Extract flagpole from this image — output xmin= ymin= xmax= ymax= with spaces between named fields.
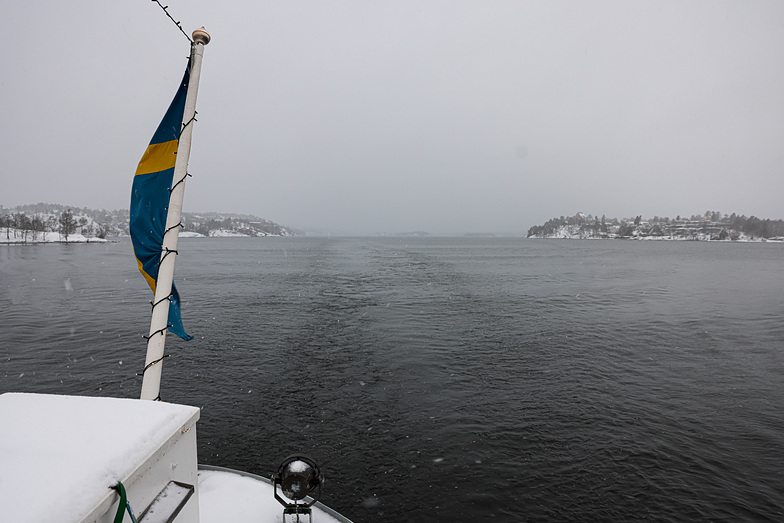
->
xmin=141 ymin=28 xmax=211 ymax=401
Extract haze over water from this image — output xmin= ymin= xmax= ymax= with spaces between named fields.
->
xmin=3 ymin=1 xmax=784 ymax=234
xmin=2 ymin=237 xmax=783 ymax=521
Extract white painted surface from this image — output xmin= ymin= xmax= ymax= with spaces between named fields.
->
xmin=198 ymin=469 xmax=348 ymax=523
xmin=0 ymin=393 xmax=200 ymax=523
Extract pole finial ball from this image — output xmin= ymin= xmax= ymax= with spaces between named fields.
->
xmin=192 ymin=27 xmax=211 ymax=45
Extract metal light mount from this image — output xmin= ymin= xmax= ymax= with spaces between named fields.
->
xmin=272 ymin=455 xmax=324 ymax=523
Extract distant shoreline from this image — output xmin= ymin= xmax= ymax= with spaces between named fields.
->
xmin=527 ymin=236 xmax=784 ymax=243
xmin=527 ymin=213 xmax=784 ymax=242
xmin=1 ymin=239 xmax=114 ymax=245
xmin=0 ymin=231 xmax=111 ymax=245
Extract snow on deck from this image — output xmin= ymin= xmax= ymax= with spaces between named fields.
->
xmin=0 ymin=393 xmax=199 ymax=522
xmin=198 ymin=469 xmax=349 ymax=523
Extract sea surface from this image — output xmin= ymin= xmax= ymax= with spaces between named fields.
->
xmin=2 ymin=237 xmax=783 ymax=521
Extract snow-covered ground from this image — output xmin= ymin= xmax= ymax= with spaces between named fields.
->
xmin=181 ymin=229 xmax=286 ymax=238
xmin=0 ymin=227 xmax=287 ymax=243
xmin=534 ymin=225 xmax=779 ymax=242
xmin=208 ymin=229 xmax=248 ymax=237
xmin=0 ymin=229 xmax=109 ymax=244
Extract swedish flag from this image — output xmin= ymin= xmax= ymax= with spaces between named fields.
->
xmin=130 ymin=61 xmax=193 ymax=341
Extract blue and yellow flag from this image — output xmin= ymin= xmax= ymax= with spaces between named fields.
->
xmin=130 ymin=61 xmax=193 ymax=341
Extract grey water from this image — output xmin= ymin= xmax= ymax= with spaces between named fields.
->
xmin=2 ymin=237 xmax=784 ymax=521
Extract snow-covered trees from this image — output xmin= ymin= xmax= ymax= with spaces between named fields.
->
xmin=59 ymin=209 xmax=77 ymax=241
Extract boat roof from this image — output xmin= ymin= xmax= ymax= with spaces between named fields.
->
xmin=0 ymin=392 xmax=199 ymax=522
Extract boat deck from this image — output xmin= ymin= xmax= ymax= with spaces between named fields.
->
xmin=198 ymin=466 xmax=352 ymax=523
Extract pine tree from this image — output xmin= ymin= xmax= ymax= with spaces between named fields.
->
xmin=59 ymin=209 xmax=77 ymax=241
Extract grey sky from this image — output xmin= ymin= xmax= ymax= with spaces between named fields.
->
xmin=2 ymin=1 xmax=783 ymax=235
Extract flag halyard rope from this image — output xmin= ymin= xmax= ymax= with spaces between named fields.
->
xmin=151 ymin=0 xmax=193 ymax=43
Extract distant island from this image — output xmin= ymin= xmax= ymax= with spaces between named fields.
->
xmin=0 ymin=203 xmax=294 ymax=244
xmin=528 ymin=212 xmax=784 ymax=241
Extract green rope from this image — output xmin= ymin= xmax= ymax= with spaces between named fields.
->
xmin=112 ymin=482 xmax=138 ymax=523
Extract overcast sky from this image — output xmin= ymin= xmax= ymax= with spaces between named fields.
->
xmin=2 ymin=1 xmax=783 ymax=235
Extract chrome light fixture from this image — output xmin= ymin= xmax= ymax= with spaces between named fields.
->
xmin=273 ymin=455 xmax=324 ymax=522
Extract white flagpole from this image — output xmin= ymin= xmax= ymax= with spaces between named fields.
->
xmin=141 ymin=28 xmax=211 ymax=401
